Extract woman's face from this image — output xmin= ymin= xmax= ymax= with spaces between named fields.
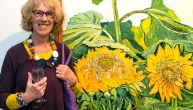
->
xmin=32 ymin=2 xmax=54 ymax=37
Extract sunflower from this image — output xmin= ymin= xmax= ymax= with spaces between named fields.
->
xmin=74 ymin=46 xmax=145 ymax=93
xmin=146 ymin=44 xmax=193 ymax=103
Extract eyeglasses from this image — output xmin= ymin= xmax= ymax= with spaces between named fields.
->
xmin=32 ymin=10 xmax=55 ymax=19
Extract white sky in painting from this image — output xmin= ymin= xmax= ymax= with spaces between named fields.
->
xmin=63 ymin=0 xmax=193 ymax=27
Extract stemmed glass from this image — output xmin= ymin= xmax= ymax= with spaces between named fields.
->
xmin=31 ymin=67 xmax=47 ymax=108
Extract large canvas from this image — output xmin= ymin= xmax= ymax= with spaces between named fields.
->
xmin=63 ymin=0 xmax=193 ymax=109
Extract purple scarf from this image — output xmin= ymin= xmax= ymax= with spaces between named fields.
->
xmin=62 ymin=43 xmax=78 ymax=110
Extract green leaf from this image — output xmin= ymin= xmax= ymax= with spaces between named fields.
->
xmin=100 ymin=98 xmax=106 ymax=106
xmin=63 ymin=10 xmax=104 ymax=49
xmin=142 ymin=39 xmax=193 ymax=58
xmin=130 ymin=26 xmax=148 ymax=53
xmin=151 ymin=0 xmax=180 ymax=22
xmin=141 ymin=40 xmax=161 ymax=58
xmin=116 ymin=87 xmax=131 ymax=100
xmin=84 ymin=40 xmax=141 ymax=60
xmin=92 ymin=0 xmax=103 ymax=5
xmin=137 ymin=97 xmax=172 ymax=110
xmin=81 ymin=93 xmax=91 ymax=102
xmin=140 ymin=8 xmax=193 ymax=58
xmin=72 ymin=44 xmax=88 ymax=63
xmin=116 ymin=97 xmax=122 ymax=107
xmin=128 ymin=85 xmax=140 ymax=106
xmin=92 ymin=102 xmax=103 ymax=110
xmin=142 ymin=9 xmax=193 ymax=49
xmin=95 ymin=92 xmax=104 ymax=106
xmin=148 ymin=9 xmax=193 ymax=33
xmin=177 ymin=87 xmax=193 ymax=108
xmin=103 ymin=20 xmax=144 ymax=52
xmin=120 ymin=21 xmax=144 ymax=52
xmin=79 ymin=101 xmax=91 ymax=110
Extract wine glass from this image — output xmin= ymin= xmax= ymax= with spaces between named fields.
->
xmin=31 ymin=67 xmax=47 ymax=108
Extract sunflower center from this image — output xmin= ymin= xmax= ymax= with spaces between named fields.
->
xmin=164 ymin=69 xmax=174 ymax=80
xmin=157 ymin=61 xmax=182 ymax=82
xmin=98 ymin=56 xmax=113 ymax=70
xmin=85 ymin=53 xmax=129 ymax=81
xmin=102 ymin=60 xmax=109 ymax=66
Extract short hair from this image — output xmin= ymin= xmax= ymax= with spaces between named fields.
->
xmin=21 ymin=0 xmax=64 ymax=33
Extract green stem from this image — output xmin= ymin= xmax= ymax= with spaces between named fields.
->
xmin=111 ymin=0 xmax=121 ymax=43
xmin=171 ymin=98 xmax=177 ymax=110
xmin=107 ymin=97 xmax=111 ymax=110
xmin=119 ymin=9 xmax=148 ymax=22
xmin=102 ymin=104 xmax=107 ymax=110
xmin=117 ymin=99 xmax=123 ymax=110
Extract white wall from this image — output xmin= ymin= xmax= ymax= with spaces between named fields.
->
xmin=0 ymin=0 xmax=193 ymax=70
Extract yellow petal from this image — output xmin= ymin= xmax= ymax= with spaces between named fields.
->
xmin=186 ymin=78 xmax=192 ymax=90
xmin=160 ymin=90 xmax=165 ymax=102
xmin=164 ymin=44 xmax=173 ymax=60
xmin=174 ymin=45 xmax=180 ymax=60
xmin=149 ymin=85 xmax=159 ymax=95
xmin=148 ymin=72 xmax=156 ymax=78
xmin=182 ymin=66 xmax=193 ymax=78
xmin=175 ymin=80 xmax=184 ymax=88
xmin=181 ymin=60 xmax=193 ymax=66
xmin=173 ymin=85 xmax=182 ymax=100
xmin=146 ymin=67 xmax=157 ymax=74
xmin=88 ymin=84 xmax=99 ymax=92
xmin=136 ymin=75 xmax=145 ymax=82
xmin=167 ymin=84 xmax=176 ymax=98
xmin=149 ymin=79 xmax=156 ymax=87
xmin=163 ymin=84 xmax=170 ymax=103
xmin=156 ymin=45 xmax=164 ymax=60
xmin=158 ymin=81 xmax=165 ymax=101
xmin=149 ymin=80 xmax=162 ymax=94
xmin=98 ymin=83 xmax=109 ymax=92
xmin=182 ymin=53 xmax=192 ymax=60
xmin=136 ymin=70 xmax=144 ymax=76
xmin=147 ymin=54 xmax=158 ymax=64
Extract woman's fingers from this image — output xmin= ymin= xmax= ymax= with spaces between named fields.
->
xmin=56 ymin=64 xmax=77 ymax=87
xmin=36 ymin=77 xmax=47 ymax=86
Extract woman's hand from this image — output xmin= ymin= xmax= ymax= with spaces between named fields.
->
xmin=22 ymin=72 xmax=47 ymax=103
xmin=56 ymin=64 xmax=77 ymax=87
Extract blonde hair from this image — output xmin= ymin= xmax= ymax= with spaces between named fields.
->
xmin=21 ymin=0 xmax=64 ymax=33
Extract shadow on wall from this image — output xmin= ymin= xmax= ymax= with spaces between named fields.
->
xmin=0 ymin=31 xmax=30 ymax=71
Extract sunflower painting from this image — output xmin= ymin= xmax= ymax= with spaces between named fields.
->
xmin=75 ymin=46 xmax=145 ymax=93
xmin=146 ymin=44 xmax=193 ymax=103
xmin=63 ymin=0 xmax=193 ymax=109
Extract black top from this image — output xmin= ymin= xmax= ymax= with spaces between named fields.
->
xmin=0 ymin=40 xmax=74 ymax=110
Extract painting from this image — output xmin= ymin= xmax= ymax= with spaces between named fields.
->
xmin=63 ymin=0 xmax=193 ymax=109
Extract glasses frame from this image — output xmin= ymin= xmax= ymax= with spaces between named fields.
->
xmin=32 ymin=10 xmax=55 ymax=19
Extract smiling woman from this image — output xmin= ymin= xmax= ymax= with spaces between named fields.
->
xmin=0 ymin=0 xmax=63 ymax=69
xmin=0 ymin=0 xmax=78 ymax=110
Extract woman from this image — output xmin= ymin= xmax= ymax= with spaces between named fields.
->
xmin=0 ymin=0 xmax=78 ymax=109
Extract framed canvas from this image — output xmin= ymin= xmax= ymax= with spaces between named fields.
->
xmin=63 ymin=0 xmax=193 ymax=109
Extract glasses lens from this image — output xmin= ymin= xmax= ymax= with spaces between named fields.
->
xmin=45 ymin=11 xmax=54 ymax=18
xmin=33 ymin=10 xmax=54 ymax=18
xmin=34 ymin=10 xmax=43 ymax=17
